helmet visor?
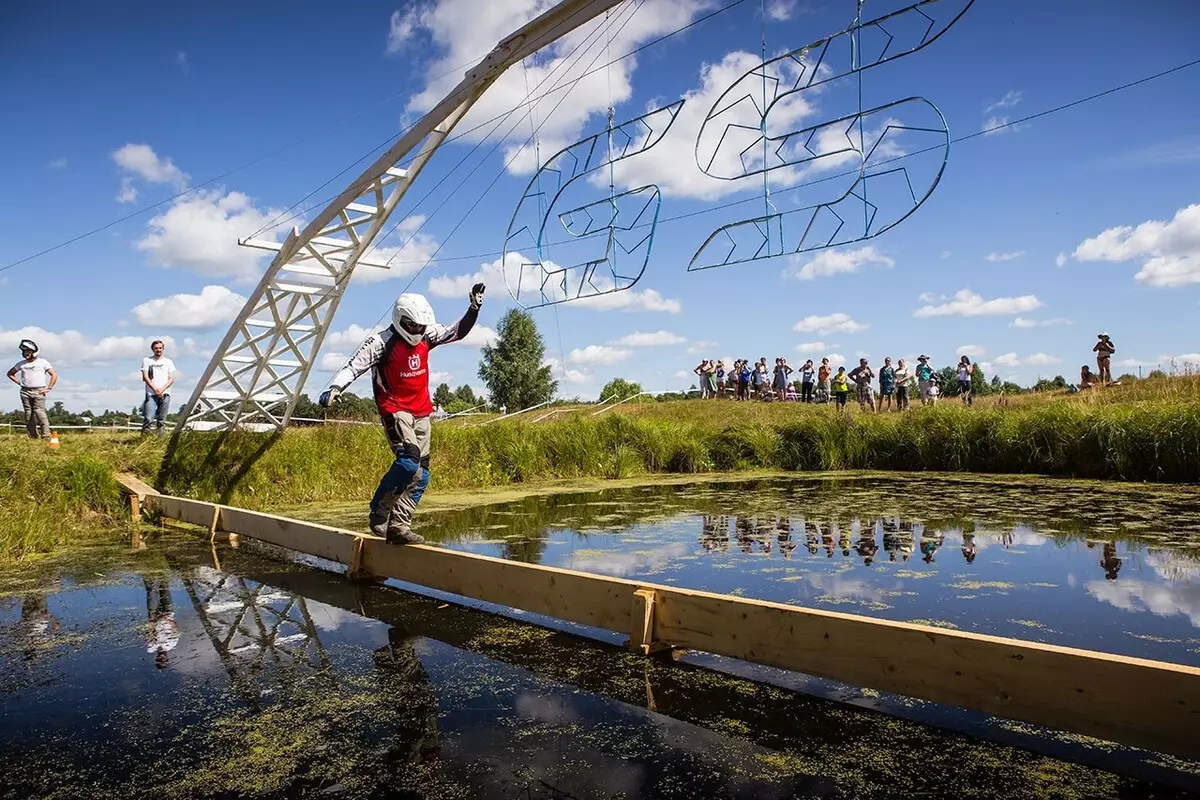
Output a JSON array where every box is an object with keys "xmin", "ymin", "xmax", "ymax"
[{"xmin": 398, "ymin": 317, "xmax": 427, "ymax": 337}]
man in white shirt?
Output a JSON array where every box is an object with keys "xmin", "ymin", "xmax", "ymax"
[
  {"xmin": 140, "ymin": 339, "xmax": 177, "ymax": 434},
  {"xmin": 6, "ymin": 339, "xmax": 56, "ymax": 440}
]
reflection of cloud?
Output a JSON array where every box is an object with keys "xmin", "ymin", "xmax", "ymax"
[
  {"xmin": 806, "ymin": 573, "xmax": 884, "ymax": 602},
  {"xmin": 1086, "ymin": 579, "xmax": 1200, "ymax": 627},
  {"xmin": 938, "ymin": 524, "xmax": 1048, "ymax": 550},
  {"xmin": 515, "ymin": 692, "xmax": 582, "ymax": 725},
  {"xmin": 1144, "ymin": 551, "xmax": 1200, "ymax": 582},
  {"xmin": 568, "ymin": 542, "xmax": 691, "ymax": 577}
]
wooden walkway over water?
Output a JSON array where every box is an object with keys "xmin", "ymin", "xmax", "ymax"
[{"xmin": 116, "ymin": 474, "xmax": 1200, "ymax": 761}]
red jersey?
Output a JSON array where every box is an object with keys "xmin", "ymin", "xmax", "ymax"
[{"xmin": 377, "ymin": 338, "xmax": 432, "ymax": 417}]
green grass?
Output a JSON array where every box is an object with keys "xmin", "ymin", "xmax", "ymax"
[{"xmin": 2, "ymin": 376, "xmax": 1198, "ymax": 563}]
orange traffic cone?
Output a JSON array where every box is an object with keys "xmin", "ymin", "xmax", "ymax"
[{"xmin": 48, "ymin": 431, "xmax": 60, "ymax": 449}]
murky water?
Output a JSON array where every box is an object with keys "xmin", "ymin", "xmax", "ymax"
[
  {"xmin": 3, "ymin": 474, "xmax": 1200, "ymax": 797},
  {"xmin": 417, "ymin": 475, "xmax": 1200, "ymax": 668}
]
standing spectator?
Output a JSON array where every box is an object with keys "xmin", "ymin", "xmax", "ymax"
[
  {"xmin": 1093, "ymin": 332, "xmax": 1115, "ymax": 384},
  {"xmin": 7, "ymin": 339, "xmax": 56, "ymax": 440},
  {"xmin": 693, "ymin": 360, "xmax": 709, "ymax": 398},
  {"xmin": 894, "ymin": 358, "xmax": 911, "ymax": 411},
  {"xmin": 848, "ymin": 358, "xmax": 876, "ymax": 412},
  {"xmin": 715, "ymin": 360, "xmax": 727, "ymax": 398},
  {"xmin": 772, "ymin": 358, "xmax": 792, "ymax": 400},
  {"xmin": 831, "ymin": 366, "xmax": 850, "ymax": 410},
  {"xmin": 878, "ymin": 357, "xmax": 896, "ymax": 411},
  {"xmin": 916, "ymin": 355, "xmax": 935, "ymax": 405},
  {"xmin": 799, "ymin": 359, "xmax": 815, "ymax": 403},
  {"xmin": 140, "ymin": 340, "xmax": 178, "ymax": 435},
  {"xmin": 956, "ymin": 356, "xmax": 974, "ymax": 406},
  {"xmin": 817, "ymin": 357, "xmax": 832, "ymax": 403},
  {"xmin": 738, "ymin": 359, "xmax": 752, "ymax": 401}
]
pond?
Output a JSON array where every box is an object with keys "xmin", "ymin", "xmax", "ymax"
[
  {"xmin": 415, "ymin": 475, "xmax": 1200, "ymax": 669},
  {"xmin": 3, "ymin": 473, "xmax": 1200, "ymax": 797}
]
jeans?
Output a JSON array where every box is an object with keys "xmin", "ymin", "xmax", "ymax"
[
  {"xmin": 142, "ymin": 392, "xmax": 171, "ymax": 433},
  {"xmin": 801, "ymin": 382, "xmax": 814, "ymax": 403},
  {"xmin": 20, "ymin": 389, "xmax": 50, "ymax": 439}
]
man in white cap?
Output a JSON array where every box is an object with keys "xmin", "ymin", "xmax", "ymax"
[
  {"xmin": 6, "ymin": 339, "xmax": 57, "ymax": 440},
  {"xmin": 319, "ymin": 283, "xmax": 485, "ymax": 544}
]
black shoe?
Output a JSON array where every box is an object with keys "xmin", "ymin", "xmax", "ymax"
[
  {"xmin": 368, "ymin": 513, "xmax": 390, "ymax": 538},
  {"xmin": 386, "ymin": 527, "xmax": 425, "ymax": 546}
]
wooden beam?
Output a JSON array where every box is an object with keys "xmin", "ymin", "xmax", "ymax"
[
  {"xmin": 146, "ymin": 491, "xmax": 1200, "ymax": 759},
  {"xmin": 114, "ymin": 472, "xmax": 158, "ymax": 522}
]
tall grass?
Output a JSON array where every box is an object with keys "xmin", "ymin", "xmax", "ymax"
[{"xmin": 3, "ymin": 380, "xmax": 1198, "ymax": 562}]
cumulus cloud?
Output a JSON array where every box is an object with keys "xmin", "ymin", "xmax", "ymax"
[
  {"xmin": 957, "ymin": 345, "xmax": 986, "ymax": 357},
  {"xmin": 610, "ymin": 330, "xmax": 686, "ymax": 347},
  {"xmin": 992, "ymin": 352, "xmax": 1061, "ymax": 368},
  {"xmin": 567, "ymin": 345, "xmax": 631, "ymax": 366},
  {"xmin": 1069, "ymin": 203, "xmax": 1200, "ymax": 287},
  {"xmin": 429, "ymin": 252, "xmax": 681, "ymax": 313},
  {"xmin": 459, "ymin": 324, "xmax": 498, "ymax": 348},
  {"xmin": 112, "ymin": 143, "xmax": 189, "ymax": 203},
  {"xmin": 544, "ymin": 357, "xmax": 591, "ymax": 385},
  {"xmin": 385, "ymin": 6, "xmax": 426, "ymax": 54},
  {"xmin": 1055, "ymin": 252, "xmax": 1067, "ymax": 268},
  {"xmin": 984, "ymin": 251, "xmax": 1025, "ymax": 262},
  {"xmin": 792, "ymin": 313, "xmax": 867, "ymax": 335},
  {"xmin": 913, "ymin": 289, "xmax": 1043, "ymax": 317},
  {"xmin": 323, "ymin": 324, "xmax": 376, "ymax": 351},
  {"xmin": 130, "ymin": 285, "xmax": 246, "ymax": 330},
  {"xmin": 0, "ymin": 326, "xmax": 190, "ymax": 368},
  {"xmin": 685, "ymin": 339, "xmax": 718, "ymax": 355},
  {"xmin": 1010, "ymin": 316, "xmax": 1071, "ymax": 329},
  {"xmin": 795, "ymin": 341, "xmax": 834, "ymax": 353},
  {"xmin": 765, "ymin": 0, "xmax": 799, "ymax": 20},
  {"xmin": 785, "ymin": 246, "xmax": 893, "ymax": 281},
  {"xmin": 137, "ymin": 189, "xmax": 289, "ymax": 282},
  {"xmin": 354, "ymin": 215, "xmax": 441, "ymax": 283}
]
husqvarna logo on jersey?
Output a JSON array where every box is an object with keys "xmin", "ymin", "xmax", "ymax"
[{"xmin": 408, "ymin": 354, "xmax": 421, "ymax": 371}]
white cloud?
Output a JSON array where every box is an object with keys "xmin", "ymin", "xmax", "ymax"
[
  {"xmin": 1010, "ymin": 316, "xmax": 1072, "ymax": 329},
  {"xmin": 115, "ymin": 177, "xmax": 138, "ymax": 204},
  {"xmin": 112, "ymin": 143, "xmax": 189, "ymax": 188},
  {"xmin": 939, "ymin": 250, "xmax": 952, "ymax": 259},
  {"xmin": 764, "ymin": 0, "xmax": 799, "ymax": 20},
  {"xmin": 320, "ymin": 352, "xmax": 348, "ymax": 371},
  {"xmin": 323, "ymin": 324, "xmax": 376, "ymax": 351},
  {"xmin": 567, "ymin": 345, "xmax": 631, "ymax": 366},
  {"xmin": 0, "ymin": 327, "xmax": 188, "ymax": 368},
  {"xmin": 957, "ymin": 345, "xmax": 986, "ymax": 357},
  {"xmin": 825, "ymin": 353, "xmax": 846, "ymax": 367},
  {"xmin": 430, "ymin": 252, "xmax": 681, "ymax": 313},
  {"xmin": 913, "ymin": 289, "xmax": 1043, "ymax": 318},
  {"xmin": 795, "ymin": 341, "xmax": 834, "ymax": 353},
  {"xmin": 985, "ymin": 90, "xmax": 1023, "ymax": 114},
  {"xmin": 130, "ymin": 285, "xmax": 246, "ymax": 330},
  {"xmin": 460, "ymin": 324, "xmax": 498, "ymax": 349},
  {"xmin": 47, "ymin": 157, "xmax": 67, "ymax": 170},
  {"xmin": 792, "ymin": 313, "xmax": 867, "ymax": 335},
  {"xmin": 544, "ymin": 357, "xmax": 591, "ymax": 385},
  {"xmin": 354, "ymin": 215, "xmax": 440, "ymax": 283},
  {"xmin": 1160, "ymin": 352, "xmax": 1200, "ymax": 369},
  {"xmin": 685, "ymin": 339, "xmax": 718, "ymax": 355},
  {"xmin": 137, "ymin": 189, "xmax": 288, "ymax": 282},
  {"xmin": 610, "ymin": 330, "xmax": 685, "ymax": 347},
  {"xmin": 1070, "ymin": 203, "xmax": 1200, "ymax": 287},
  {"xmin": 984, "ymin": 251, "xmax": 1025, "ymax": 262},
  {"xmin": 785, "ymin": 246, "xmax": 894, "ymax": 281},
  {"xmin": 176, "ymin": 50, "xmax": 189, "ymax": 73},
  {"xmin": 992, "ymin": 352, "xmax": 1061, "ymax": 368},
  {"xmin": 404, "ymin": 0, "xmax": 712, "ymax": 181},
  {"xmin": 385, "ymin": 6, "xmax": 426, "ymax": 54},
  {"xmin": 1055, "ymin": 252, "xmax": 1067, "ymax": 268}
]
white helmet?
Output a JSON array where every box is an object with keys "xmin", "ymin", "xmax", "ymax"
[{"xmin": 391, "ymin": 293, "xmax": 436, "ymax": 346}]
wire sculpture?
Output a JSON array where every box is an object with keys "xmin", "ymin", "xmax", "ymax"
[
  {"xmin": 689, "ymin": 0, "xmax": 973, "ymax": 271},
  {"xmin": 503, "ymin": 100, "xmax": 684, "ymax": 309}
]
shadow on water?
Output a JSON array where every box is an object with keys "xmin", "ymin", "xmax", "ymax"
[{"xmin": 1, "ymin": 531, "xmax": 1198, "ymax": 798}]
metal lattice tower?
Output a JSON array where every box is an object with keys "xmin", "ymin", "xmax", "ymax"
[{"xmin": 176, "ymin": 0, "xmax": 627, "ymax": 433}]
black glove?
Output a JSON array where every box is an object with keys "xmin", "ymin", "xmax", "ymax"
[
  {"xmin": 469, "ymin": 282, "xmax": 486, "ymax": 310},
  {"xmin": 318, "ymin": 387, "xmax": 341, "ymax": 408}
]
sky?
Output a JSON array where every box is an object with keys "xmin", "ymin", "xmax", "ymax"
[{"xmin": 2, "ymin": 0, "xmax": 1199, "ymax": 413}]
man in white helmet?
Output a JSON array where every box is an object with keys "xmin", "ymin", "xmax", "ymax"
[
  {"xmin": 7, "ymin": 339, "xmax": 57, "ymax": 440},
  {"xmin": 318, "ymin": 283, "xmax": 485, "ymax": 544}
]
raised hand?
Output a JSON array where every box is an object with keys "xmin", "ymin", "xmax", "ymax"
[{"xmin": 469, "ymin": 282, "xmax": 486, "ymax": 310}]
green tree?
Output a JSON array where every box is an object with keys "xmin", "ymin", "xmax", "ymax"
[
  {"xmin": 1148, "ymin": 369, "xmax": 1168, "ymax": 380},
  {"xmin": 1116, "ymin": 373, "xmax": 1137, "ymax": 383},
  {"xmin": 453, "ymin": 384, "xmax": 477, "ymax": 405},
  {"xmin": 935, "ymin": 366, "xmax": 959, "ymax": 395},
  {"xmin": 970, "ymin": 363, "xmax": 990, "ymax": 396},
  {"xmin": 478, "ymin": 308, "xmax": 557, "ymax": 410},
  {"xmin": 433, "ymin": 382, "xmax": 454, "ymax": 409},
  {"xmin": 599, "ymin": 377, "xmax": 642, "ymax": 402}
]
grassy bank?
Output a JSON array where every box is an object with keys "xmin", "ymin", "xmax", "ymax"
[{"xmin": 3, "ymin": 389, "xmax": 1198, "ymax": 562}]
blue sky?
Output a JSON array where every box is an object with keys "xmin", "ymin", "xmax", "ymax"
[{"xmin": 2, "ymin": 0, "xmax": 1199, "ymax": 412}]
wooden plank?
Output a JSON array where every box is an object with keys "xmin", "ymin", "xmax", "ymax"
[
  {"xmin": 362, "ymin": 540, "xmax": 633, "ymax": 633},
  {"xmin": 114, "ymin": 472, "xmax": 158, "ymax": 499},
  {"xmin": 652, "ymin": 588, "xmax": 1200, "ymax": 760}
]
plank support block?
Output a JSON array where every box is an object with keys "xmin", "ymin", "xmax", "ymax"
[
  {"xmin": 346, "ymin": 536, "xmax": 378, "ymax": 582},
  {"xmin": 625, "ymin": 588, "xmax": 675, "ymax": 656},
  {"xmin": 208, "ymin": 506, "xmax": 238, "ymax": 545}
]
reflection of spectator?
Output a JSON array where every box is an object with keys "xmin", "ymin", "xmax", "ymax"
[
  {"xmin": 372, "ymin": 627, "xmax": 441, "ymax": 764},
  {"xmin": 961, "ymin": 532, "xmax": 977, "ymax": 564},
  {"xmin": 921, "ymin": 530, "xmax": 944, "ymax": 564},
  {"xmin": 855, "ymin": 522, "xmax": 879, "ymax": 565},
  {"xmin": 1101, "ymin": 542, "xmax": 1122, "ymax": 581},
  {"xmin": 16, "ymin": 593, "xmax": 60, "ymax": 661},
  {"xmin": 144, "ymin": 577, "xmax": 180, "ymax": 669}
]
